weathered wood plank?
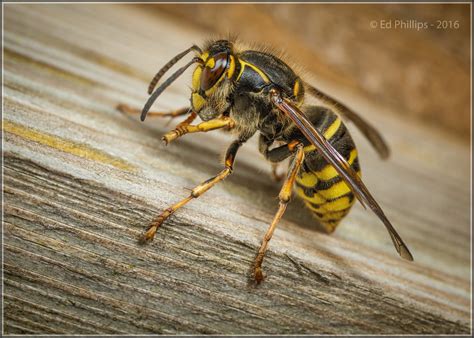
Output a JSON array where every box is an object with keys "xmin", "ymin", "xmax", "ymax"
[
  {"xmin": 3, "ymin": 154, "xmax": 470, "ymax": 334},
  {"xmin": 3, "ymin": 4, "xmax": 471, "ymax": 334}
]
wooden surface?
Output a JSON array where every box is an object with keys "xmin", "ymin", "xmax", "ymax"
[{"xmin": 3, "ymin": 4, "xmax": 472, "ymax": 335}]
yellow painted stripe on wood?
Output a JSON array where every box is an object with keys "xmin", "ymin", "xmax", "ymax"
[{"xmin": 4, "ymin": 120, "xmax": 135, "ymax": 172}]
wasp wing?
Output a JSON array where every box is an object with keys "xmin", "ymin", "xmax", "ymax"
[
  {"xmin": 270, "ymin": 90, "xmax": 413, "ymax": 261},
  {"xmin": 304, "ymin": 82, "xmax": 390, "ymax": 160}
]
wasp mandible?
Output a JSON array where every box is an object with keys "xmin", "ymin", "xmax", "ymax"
[{"xmin": 118, "ymin": 39, "xmax": 413, "ymax": 283}]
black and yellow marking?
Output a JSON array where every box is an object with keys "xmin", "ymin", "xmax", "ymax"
[
  {"xmin": 294, "ymin": 109, "xmax": 361, "ymax": 233},
  {"xmin": 227, "ymin": 55, "xmax": 236, "ymax": 79},
  {"xmin": 191, "ymin": 60, "xmax": 206, "ymax": 112},
  {"xmin": 236, "ymin": 59, "xmax": 271, "ymax": 83},
  {"xmin": 292, "ymin": 78, "xmax": 304, "ymax": 106},
  {"xmin": 191, "ymin": 50, "xmax": 236, "ymax": 111},
  {"xmin": 134, "ymin": 39, "xmax": 412, "ymax": 283}
]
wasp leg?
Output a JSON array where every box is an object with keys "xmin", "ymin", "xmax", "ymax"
[
  {"xmin": 259, "ymin": 135, "xmax": 302, "ymax": 163},
  {"xmin": 259, "ymin": 135, "xmax": 302, "ymax": 181},
  {"xmin": 117, "ymin": 104, "xmax": 190, "ymax": 118},
  {"xmin": 164, "ymin": 111, "xmax": 198, "ymax": 140},
  {"xmin": 253, "ymin": 142, "xmax": 305, "ymax": 283},
  {"xmin": 162, "ymin": 115, "xmax": 235, "ymax": 145},
  {"xmin": 140, "ymin": 138, "xmax": 244, "ymax": 243}
]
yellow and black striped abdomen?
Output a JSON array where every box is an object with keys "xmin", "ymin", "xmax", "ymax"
[{"xmin": 293, "ymin": 106, "xmax": 361, "ymax": 233}]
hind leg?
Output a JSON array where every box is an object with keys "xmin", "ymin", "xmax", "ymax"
[{"xmin": 253, "ymin": 142, "xmax": 305, "ymax": 283}]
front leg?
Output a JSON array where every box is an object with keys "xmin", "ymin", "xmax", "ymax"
[
  {"xmin": 162, "ymin": 115, "xmax": 235, "ymax": 145},
  {"xmin": 141, "ymin": 137, "xmax": 247, "ymax": 243}
]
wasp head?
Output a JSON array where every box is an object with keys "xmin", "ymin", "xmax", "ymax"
[
  {"xmin": 191, "ymin": 40, "xmax": 236, "ymax": 121},
  {"xmin": 141, "ymin": 40, "xmax": 236, "ymax": 122}
]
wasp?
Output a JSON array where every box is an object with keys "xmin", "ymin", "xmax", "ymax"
[{"xmin": 118, "ymin": 39, "xmax": 413, "ymax": 283}]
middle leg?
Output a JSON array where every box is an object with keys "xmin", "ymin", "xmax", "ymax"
[
  {"xmin": 253, "ymin": 142, "xmax": 305, "ymax": 283},
  {"xmin": 140, "ymin": 138, "xmax": 244, "ymax": 243}
]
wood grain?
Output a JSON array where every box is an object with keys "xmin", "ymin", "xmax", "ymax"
[{"xmin": 3, "ymin": 4, "xmax": 471, "ymax": 334}]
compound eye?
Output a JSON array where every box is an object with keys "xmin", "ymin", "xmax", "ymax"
[{"xmin": 200, "ymin": 52, "xmax": 229, "ymax": 91}]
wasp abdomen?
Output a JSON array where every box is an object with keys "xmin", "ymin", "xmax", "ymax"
[{"xmin": 292, "ymin": 106, "xmax": 361, "ymax": 233}]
